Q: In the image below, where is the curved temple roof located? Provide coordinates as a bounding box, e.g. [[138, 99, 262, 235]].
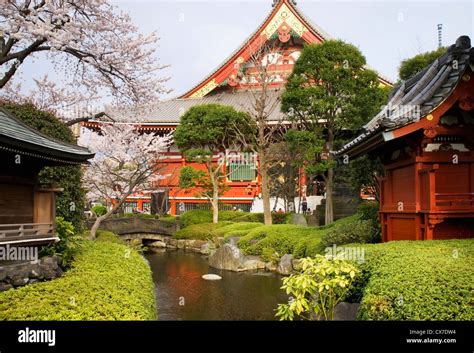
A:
[[180, 0, 392, 99], [0, 108, 94, 164], [336, 35, 474, 157]]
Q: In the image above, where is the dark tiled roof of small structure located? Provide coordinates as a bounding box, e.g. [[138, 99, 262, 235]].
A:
[[336, 35, 474, 156], [0, 108, 94, 164], [105, 89, 286, 124]]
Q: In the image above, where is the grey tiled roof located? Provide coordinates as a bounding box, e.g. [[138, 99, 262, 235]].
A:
[[106, 89, 286, 124], [336, 35, 473, 156], [0, 108, 94, 163]]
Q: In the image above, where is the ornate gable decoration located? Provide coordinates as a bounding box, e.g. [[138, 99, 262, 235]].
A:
[[187, 1, 315, 99], [262, 3, 308, 39]]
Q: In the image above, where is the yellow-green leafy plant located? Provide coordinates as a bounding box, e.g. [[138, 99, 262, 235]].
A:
[[276, 255, 359, 321]]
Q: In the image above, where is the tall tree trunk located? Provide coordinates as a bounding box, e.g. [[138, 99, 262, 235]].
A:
[[90, 214, 107, 240], [90, 207, 117, 240], [210, 172, 219, 224], [89, 194, 130, 240], [325, 128, 335, 225], [259, 151, 272, 225], [325, 167, 334, 225]]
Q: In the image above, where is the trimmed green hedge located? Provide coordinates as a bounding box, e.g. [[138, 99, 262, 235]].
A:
[[213, 222, 263, 238], [179, 210, 244, 227], [0, 240, 157, 320], [236, 216, 363, 258], [350, 239, 474, 320], [178, 209, 292, 228], [318, 219, 374, 249], [174, 214, 365, 256], [238, 224, 325, 257], [96, 230, 126, 244], [232, 212, 291, 224], [174, 222, 233, 240]]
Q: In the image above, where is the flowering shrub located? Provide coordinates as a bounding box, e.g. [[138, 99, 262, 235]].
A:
[[276, 255, 359, 321]]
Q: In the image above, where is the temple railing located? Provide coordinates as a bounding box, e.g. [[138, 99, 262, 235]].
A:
[[418, 166, 474, 213], [0, 223, 56, 245], [435, 193, 474, 211]]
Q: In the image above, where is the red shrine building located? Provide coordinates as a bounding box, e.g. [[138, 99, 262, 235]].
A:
[[83, 0, 391, 215], [338, 36, 474, 241]]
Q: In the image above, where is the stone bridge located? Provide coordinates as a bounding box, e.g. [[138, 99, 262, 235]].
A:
[[87, 217, 179, 242]]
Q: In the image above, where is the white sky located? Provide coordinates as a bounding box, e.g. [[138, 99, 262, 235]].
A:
[[13, 0, 474, 100]]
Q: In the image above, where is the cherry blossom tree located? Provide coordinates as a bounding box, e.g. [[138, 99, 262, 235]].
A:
[[78, 124, 172, 239], [0, 75, 104, 122], [0, 0, 169, 106]]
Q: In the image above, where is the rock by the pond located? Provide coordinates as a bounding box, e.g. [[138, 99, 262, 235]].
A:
[[176, 240, 186, 249], [184, 239, 207, 253], [277, 254, 294, 275], [149, 247, 166, 253], [290, 213, 307, 227], [265, 261, 277, 272], [200, 242, 216, 255], [208, 243, 246, 271], [202, 274, 222, 281], [242, 258, 266, 271], [168, 238, 178, 247], [333, 302, 360, 321], [149, 240, 166, 248]]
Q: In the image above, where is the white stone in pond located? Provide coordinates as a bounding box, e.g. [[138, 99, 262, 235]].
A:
[[202, 274, 222, 281]]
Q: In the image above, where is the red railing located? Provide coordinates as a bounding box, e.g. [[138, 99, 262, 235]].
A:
[[435, 193, 474, 211], [0, 223, 55, 244]]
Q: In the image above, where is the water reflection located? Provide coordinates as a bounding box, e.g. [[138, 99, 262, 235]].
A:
[[145, 251, 288, 321]]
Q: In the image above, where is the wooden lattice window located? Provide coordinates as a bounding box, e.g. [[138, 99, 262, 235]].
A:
[[228, 162, 256, 182]]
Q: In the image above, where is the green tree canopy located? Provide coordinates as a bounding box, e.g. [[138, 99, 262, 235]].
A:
[[174, 104, 254, 223], [0, 101, 86, 230], [174, 104, 254, 156], [281, 40, 388, 224], [399, 47, 447, 81]]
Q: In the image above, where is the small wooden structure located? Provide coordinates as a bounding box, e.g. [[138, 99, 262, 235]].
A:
[[338, 36, 474, 241], [0, 108, 94, 246]]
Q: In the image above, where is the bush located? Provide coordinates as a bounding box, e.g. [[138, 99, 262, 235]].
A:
[[236, 216, 362, 258], [238, 224, 325, 257], [213, 222, 263, 238], [92, 205, 108, 217], [232, 212, 290, 224], [276, 256, 360, 320], [349, 239, 474, 320], [174, 222, 233, 240], [319, 219, 373, 250], [40, 217, 81, 267], [95, 230, 125, 244], [0, 240, 157, 320], [357, 201, 381, 243]]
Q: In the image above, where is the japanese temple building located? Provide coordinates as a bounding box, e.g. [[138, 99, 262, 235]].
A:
[[0, 108, 94, 246], [83, 0, 391, 215], [337, 36, 474, 241]]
